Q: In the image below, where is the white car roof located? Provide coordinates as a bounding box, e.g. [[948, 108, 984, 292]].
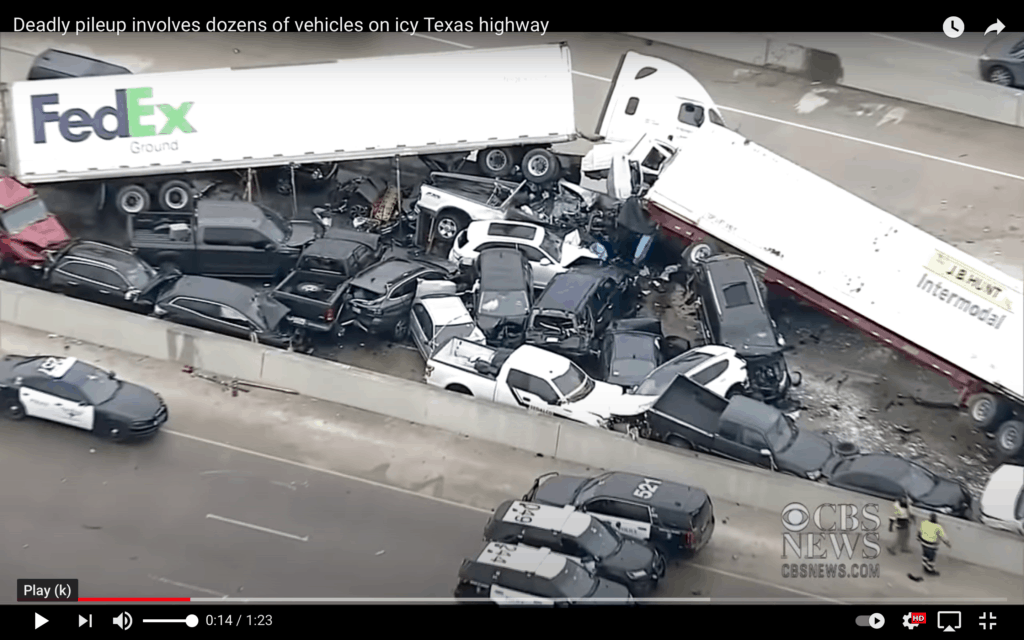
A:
[[34, 356, 78, 379], [419, 295, 474, 328], [503, 502, 591, 537], [476, 542, 567, 579], [465, 220, 543, 248], [508, 346, 575, 379], [980, 464, 1024, 523]]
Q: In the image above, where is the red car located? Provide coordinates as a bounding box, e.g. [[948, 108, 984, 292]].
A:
[[0, 176, 71, 278]]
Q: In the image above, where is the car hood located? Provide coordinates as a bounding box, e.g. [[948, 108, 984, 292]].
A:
[[285, 220, 321, 248], [775, 430, 836, 477], [561, 230, 604, 266], [980, 466, 1024, 522], [102, 381, 162, 420], [568, 380, 648, 420], [721, 325, 782, 357], [528, 475, 589, 505], [13, 215, 70, 250], [603, 539, 658, 574], [984, 34, 1024, 58], [921, 479, 972, 514]]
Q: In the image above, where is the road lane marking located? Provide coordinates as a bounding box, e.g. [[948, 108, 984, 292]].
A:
[[165, 429, 839, 602], [409, 34, 1024, 182], [866, 33, 981, 59], [205, 513, 309, 542], [149, 575, 228, 598]]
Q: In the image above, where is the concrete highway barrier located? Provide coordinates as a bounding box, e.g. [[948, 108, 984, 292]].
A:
[[624, 32, 1024, 128], [1, 279, 1020, 575]]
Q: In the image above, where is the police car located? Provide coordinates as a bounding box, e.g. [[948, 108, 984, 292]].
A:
[[485, 500, 665, 595], [524, 471, 715, 557], [454, 541, 633, 605], [0, 355, 168, 441]]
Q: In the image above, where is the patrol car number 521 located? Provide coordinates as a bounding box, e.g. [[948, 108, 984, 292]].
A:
[[0, 355, 168, 441]]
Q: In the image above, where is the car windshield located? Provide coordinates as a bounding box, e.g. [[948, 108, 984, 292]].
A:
[[633, 351, 713, 396], [1, 199, 50, 235], [768, 416, 798, 451], [901, 465, 937, 499], [62, 361, 120, 405], [552, 560, 599, 599], [576, 520, 622, 559], [540, 232, 562, 262], [479, 291, 529, 316], [255, 205, 289, 242], [123, 260, 158, 289], [552, 362, 595, 402]]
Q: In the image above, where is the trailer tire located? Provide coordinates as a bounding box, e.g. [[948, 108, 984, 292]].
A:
[[158, 180, 193, 212], [435, 210, 467, 242], [835, 441, 859, 457], [967, 393, 1009, 431], [994, 420, 1024, 459], [477, 148, 516, 178], [682, 240, 719, 270], [116, 185, 150, 215], [522, 148, 559, 184]]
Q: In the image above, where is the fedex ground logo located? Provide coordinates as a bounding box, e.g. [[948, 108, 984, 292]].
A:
[[30, 88, 195, 144]]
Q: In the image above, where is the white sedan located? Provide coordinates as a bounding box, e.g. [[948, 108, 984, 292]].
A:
[[626, 345, 750, 411], [448, 220, 605, 289], [409, 280, 486, 360], [979, 464, 1024, 536]]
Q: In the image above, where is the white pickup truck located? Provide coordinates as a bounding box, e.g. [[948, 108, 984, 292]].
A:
[[424, 338, 648, 429]]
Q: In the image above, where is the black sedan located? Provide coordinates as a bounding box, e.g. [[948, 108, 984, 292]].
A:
[[823, 453, 974, 518], [152, 276, 297, 349], [598, 317, 665, 388], [44, 240, 180, 312], [473, 247, 533, 348], [0, 355, 167, 441], [979, 33, 1024, 88], [341, 251, 462, 340]]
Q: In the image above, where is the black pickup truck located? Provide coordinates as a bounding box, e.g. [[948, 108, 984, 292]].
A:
[[127, 201, 322, 278], [270, 230, 384, 337], [646, 375, 842, 480]]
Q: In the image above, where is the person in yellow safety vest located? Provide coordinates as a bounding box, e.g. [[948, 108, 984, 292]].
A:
[[887, 497, 914, 554], [919, 513, 951, 576]]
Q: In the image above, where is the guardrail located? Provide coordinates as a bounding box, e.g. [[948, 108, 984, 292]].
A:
[[624, 33, 1024, 128], [1, 279, 1020, 575]]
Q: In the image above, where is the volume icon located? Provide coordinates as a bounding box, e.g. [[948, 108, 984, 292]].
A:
[[113, 612, 133, 630]]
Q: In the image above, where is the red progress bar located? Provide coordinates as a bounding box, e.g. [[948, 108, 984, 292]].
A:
[[79, 598, 191, 602]]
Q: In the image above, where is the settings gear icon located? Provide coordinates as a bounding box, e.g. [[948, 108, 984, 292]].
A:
[[904, 613, 921, 629]]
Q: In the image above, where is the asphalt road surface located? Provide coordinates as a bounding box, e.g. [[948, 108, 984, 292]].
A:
[[2, 324, 1021, 604]]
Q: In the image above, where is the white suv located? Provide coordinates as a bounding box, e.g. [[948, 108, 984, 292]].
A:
[[448, 220, 605, 289]]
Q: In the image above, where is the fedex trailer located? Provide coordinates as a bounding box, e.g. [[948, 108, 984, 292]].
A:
[[598, 52, 1024, 459], [1, 44, 578, 215]]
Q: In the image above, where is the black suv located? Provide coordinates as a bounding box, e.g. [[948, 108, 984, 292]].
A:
[[524, 266, 637, 359], [687, 250, 797, 402], [484, 500, 665, 595], [474, 248, 533, 348]]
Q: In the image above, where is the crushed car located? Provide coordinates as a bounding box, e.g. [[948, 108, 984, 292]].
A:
[[424, 337, 647, 429], [472, 247, 534, 348], [152, 276, 299, 350], [449, 220, 605, 289], [43, 241, 181, 313], [409, 280, 485, 360], [0, 176, 71, 281], [339, 251, 462, 341], [270, 230, 384, 339], [646, 374, 848, 480], [628, 345, 750, 410], [524, 266, 638, 360], [684, 249, 799, 402]]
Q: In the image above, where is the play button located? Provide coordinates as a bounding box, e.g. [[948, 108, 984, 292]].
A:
[[869, 613, 885, 629], [34, 613, 48, 629]]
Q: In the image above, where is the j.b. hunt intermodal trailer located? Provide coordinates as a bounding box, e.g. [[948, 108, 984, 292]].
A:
[[596, 51, 1024, 454], [0, 44, 577, 214], [639, 129, 1024, 449]]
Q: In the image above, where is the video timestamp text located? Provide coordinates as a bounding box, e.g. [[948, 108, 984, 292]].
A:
[[205, 614, 273, 627]]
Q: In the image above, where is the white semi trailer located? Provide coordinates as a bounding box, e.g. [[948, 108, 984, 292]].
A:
[[595, 51, 1024, 459], [1, 44, 578, 215]]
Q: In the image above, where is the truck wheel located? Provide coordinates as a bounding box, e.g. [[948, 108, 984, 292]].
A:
[[521, 148, 559, 184], [477, 148, 515, 178], [995, 420, 1024, 459], [116, 185, 150, 215], [446, 385, 472, 396], [158, 180, 193, 212], [435, 211, 466, 241], [967, 393, 1010, 431], [682, 240, 719, 270], [392, 319, 410, 342], [835, 441, 859, 457]]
